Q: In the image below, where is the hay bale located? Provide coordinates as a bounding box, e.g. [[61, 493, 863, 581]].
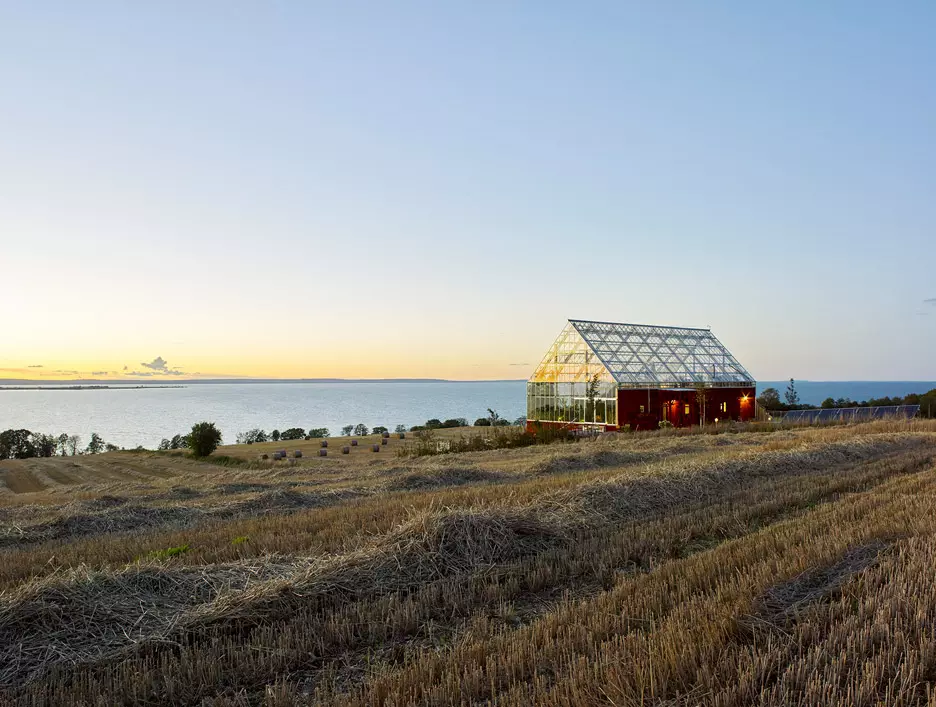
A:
[[342, 446, 350, 454], [381, 438, 388, 445], [293, 450, 302, 459], [272, 451, 283, 460], [382, 431, 390, 438], [351, 439, 358, 447], [259, 453, 268, 460], [318, 449, 327, 457], [398, 432, 406, 440], [320, 440, 328, 448], [372, 444, 380, 452]]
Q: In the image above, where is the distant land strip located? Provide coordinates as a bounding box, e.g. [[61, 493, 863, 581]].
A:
[[0, 385, 186, 391]]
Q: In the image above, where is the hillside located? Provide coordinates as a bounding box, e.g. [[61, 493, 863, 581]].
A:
[[2, 421, 935, 705]]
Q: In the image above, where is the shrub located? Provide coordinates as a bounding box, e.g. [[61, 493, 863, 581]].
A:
[[474, 418, 492, 427], [145, 544, 190, 561], [441, 418, 467, 428], [658, 420, 674, 429], [188, 422, 222, 457], [425, 419, 443, 430]]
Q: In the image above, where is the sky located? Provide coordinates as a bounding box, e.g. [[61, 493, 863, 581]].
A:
[[1, 2, 934, 382]]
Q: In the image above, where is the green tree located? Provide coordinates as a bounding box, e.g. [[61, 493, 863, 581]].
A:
[[394, 424, 407, 434], [341, 425, 354, 436], [757, 387, 781, 410], [280, 428, 305, 441], [56, 433, 69, 456], [0, 429, 36, 459], [271, 429, 281, 441], [821, 397, 836, 409], [425, 419, 443, 429], [34, 433, 57, 457], [474, 417, 492, 426], [85, 433, 105, 455], [188, 422, 222, 457], [67, 435, 81, 456], [785, 379, 800, 407], [372, 426, 388, 435], [353, 423, 369, 436], [306, 427, 329, 438]]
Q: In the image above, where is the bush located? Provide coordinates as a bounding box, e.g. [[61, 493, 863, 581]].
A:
[[441, 418, 468, 428], [474, 418, 492, 427], [280, 428, 305, 441], [188, 422, 222, 457], [425, 419, 443, 430]]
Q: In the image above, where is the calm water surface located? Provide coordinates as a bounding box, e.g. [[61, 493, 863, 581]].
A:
[[0, 381, 527, 449], [1, 380, 933, 450]]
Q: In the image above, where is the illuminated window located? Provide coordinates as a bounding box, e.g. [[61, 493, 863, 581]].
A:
[[639, 405, 645, 413], [684, 404, 690, 415], [720, 402, 727, 413]]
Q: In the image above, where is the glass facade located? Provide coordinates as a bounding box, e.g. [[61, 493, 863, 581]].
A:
[[526, 324, 617, 426]]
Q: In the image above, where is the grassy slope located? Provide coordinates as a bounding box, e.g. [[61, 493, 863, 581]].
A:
[[1, 420, 935, 705]]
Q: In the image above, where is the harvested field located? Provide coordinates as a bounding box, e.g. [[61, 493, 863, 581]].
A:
[[2, 420, 936, 705]]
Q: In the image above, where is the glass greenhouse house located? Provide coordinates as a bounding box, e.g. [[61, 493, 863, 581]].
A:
[[527, 319, 757, 431]]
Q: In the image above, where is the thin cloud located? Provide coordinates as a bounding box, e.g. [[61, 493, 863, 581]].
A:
[[27, 364, 43, 368], [141, 356, 170, 372], [924, 298, 936, 305], [508, 363, 531, 366], [91, 371, 109, 376]]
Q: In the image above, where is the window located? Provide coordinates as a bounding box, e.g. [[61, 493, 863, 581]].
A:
[[639, 405, 645, 413], [685, 404, 690, 415], [720, 402, 727, 413]]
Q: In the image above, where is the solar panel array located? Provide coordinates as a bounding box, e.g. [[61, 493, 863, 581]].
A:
[[774, 405, 921, 424]]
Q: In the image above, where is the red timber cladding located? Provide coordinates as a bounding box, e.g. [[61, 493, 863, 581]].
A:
[[617, 387, 756, 430]]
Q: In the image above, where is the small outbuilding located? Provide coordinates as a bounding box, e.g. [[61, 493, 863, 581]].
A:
[[527, 319, 756, 431]]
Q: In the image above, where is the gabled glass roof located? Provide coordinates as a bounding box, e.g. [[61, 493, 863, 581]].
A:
[[530, 319, 755, 389]]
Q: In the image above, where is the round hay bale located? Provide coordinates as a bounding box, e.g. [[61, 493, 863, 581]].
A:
[[342, 446, 350, 454], [351, 439, 358, 446], [372, 444, 380, 452], [272, 451, 283, 460], [279, 449, 287, 457], [382, 431, 390, 438], [293, 450, 302, 458], [381, 438, 388, 445], [320, 440, 328, 448], [398, 432, 406, 440], [319, 449, 327, 457], [260, 453, 268, 460]]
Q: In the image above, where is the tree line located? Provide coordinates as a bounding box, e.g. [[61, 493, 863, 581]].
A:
[[0, 430, 115, 460], [757, 380, 936, 418], [233, 410, 526, 444]]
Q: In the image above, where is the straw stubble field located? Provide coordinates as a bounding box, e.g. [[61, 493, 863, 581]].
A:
[[2, 421, 936, 705]]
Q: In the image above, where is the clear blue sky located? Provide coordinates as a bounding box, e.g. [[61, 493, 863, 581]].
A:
[[1, 2, 934, 381]]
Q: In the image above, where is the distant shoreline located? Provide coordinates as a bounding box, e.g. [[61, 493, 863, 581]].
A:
[[0, 385, 186, 391]]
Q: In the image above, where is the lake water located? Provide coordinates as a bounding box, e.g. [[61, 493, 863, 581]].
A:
[[1, 380, 933, 450]]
